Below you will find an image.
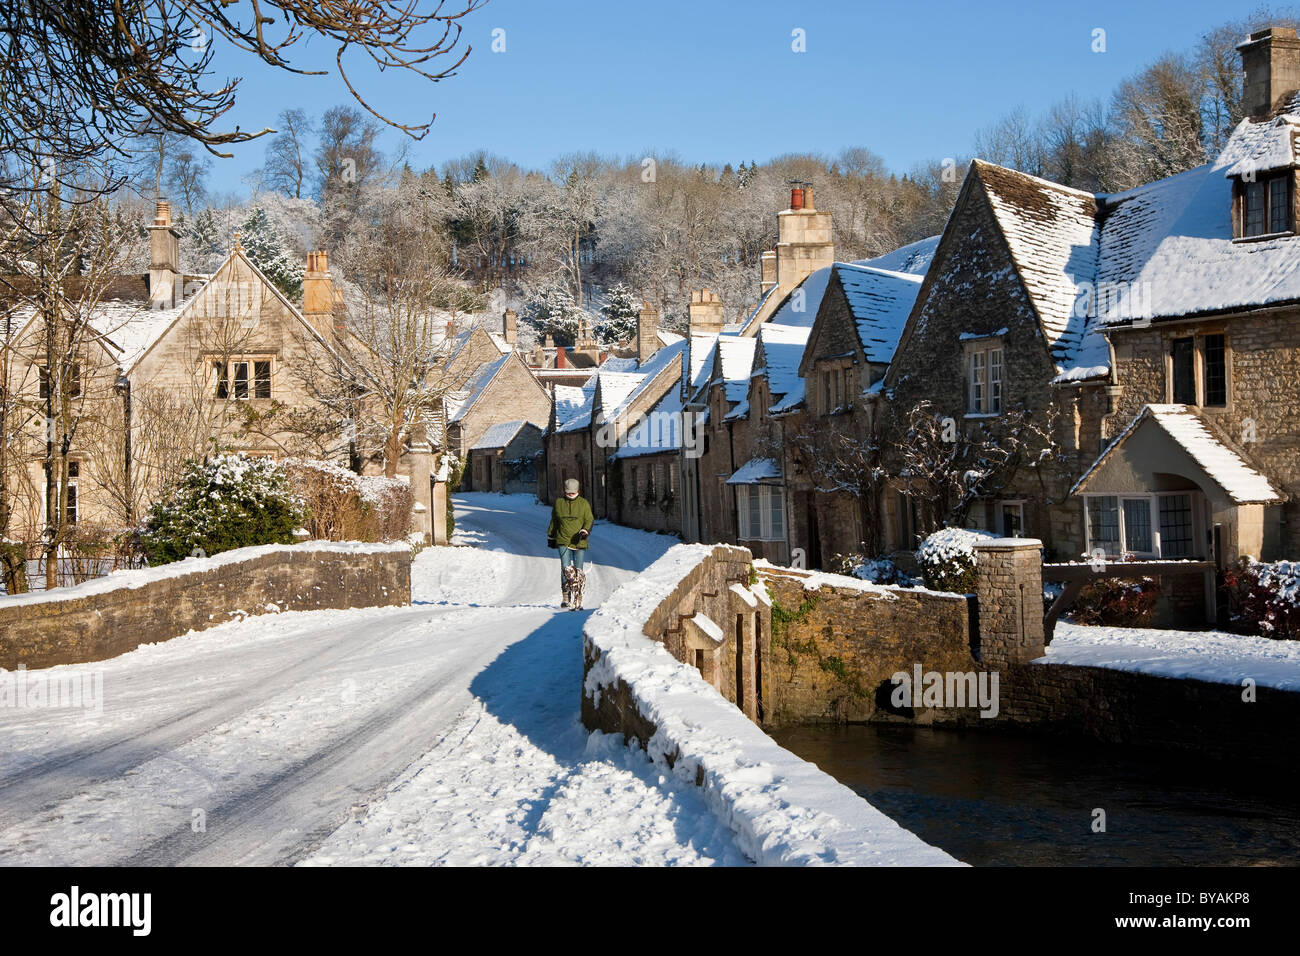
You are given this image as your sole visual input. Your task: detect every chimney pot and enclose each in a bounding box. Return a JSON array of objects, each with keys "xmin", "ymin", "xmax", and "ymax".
[{"xmin": 790, "ymin": 187, "xmax": 804, "ymax": 210}]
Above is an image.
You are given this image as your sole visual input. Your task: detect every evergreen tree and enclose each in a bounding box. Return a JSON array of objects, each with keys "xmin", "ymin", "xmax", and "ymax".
[
  {"xmin": 188, "ymin": 207, "xmax": 226, "ymax": 274},
  {"xmin": 239, "ymin": 206, "xmax": 303, "ymax": 301},
  {"xmin": 597, "ymin": 283, "xmax": 640, "ymax": 346}
]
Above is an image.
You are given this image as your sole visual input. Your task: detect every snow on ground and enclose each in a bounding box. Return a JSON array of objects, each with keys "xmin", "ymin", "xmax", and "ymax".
[
  {"xmin": 1047, "ymin": 622, "xmax": 1300, "ymax": 691},
  {"xmin": 0, "ymin": 493, "xmax": 749, "ymax": 866}
]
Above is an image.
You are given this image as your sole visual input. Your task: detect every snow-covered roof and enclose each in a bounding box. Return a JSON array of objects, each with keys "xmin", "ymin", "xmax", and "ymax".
[
  {"xmin": 555, "ymin": 379, "xmax": 597, "ymax": 433},
  {"xmin": 599, "ymin": 340, "xmax": 687, "ymax": 426},
  {"xmin": 1217, "ymin": 115, "xmax": 1299, "ymax": 178},
  {"xmin": 714, "ymin": 336, "xmax": 757, "ymax": 403},
  {"xmin": 726, "ymin": 457, "xmax": 781, "ymax": 485},
  {"xmin": 859, "ymin": 234, "xmax": 941, "ymax": 275},
  {"xmin": 754, "ymin": 323, "xmax": 810, "ymax": 413},
  {"xmin": 1072, "ymin": 404, "xmax": 1282, "ymax": 504},
  {"xmin": 593, "ymin": 371, "xmax": 643, "ymax": 425},
  {"xmin": 448, "ymin": 353, "xmax": 509, "ymax": 423},
  {"xmin": 471, "ymin": 419, "xmax": 532, "ymax": 450},
  {"xmin": 685, "ymin": 333, "xmax": 721, "ymax": 402},
  {"xmin": 612, "ymin": 384, "xmax": 685, "ymax": 459},
  {"xmin": 444, "ymin": 325, "xmax": 511, "ymax": 368},
  {"xmin": 974, "ymin": 160, "xmax": 1101, "ymax": 377},
  {"xmin": 835, "ymin": 263, "xmax": 925, "ymax": 364}
]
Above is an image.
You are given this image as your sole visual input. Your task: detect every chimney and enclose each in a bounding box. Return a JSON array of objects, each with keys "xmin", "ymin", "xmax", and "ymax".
[
  {"xmin": 637, "ymin": 299, "xmax": 659, "ymax": 366},
  {"xmin": 760, "ymin": 250, "xmax": 777, "ymax": 296},
  {"xmin": 1239, "ymin": 27, "xmax": 1300, "ymax": 119},
  {"xmin": 147, "ymin": 199, "xmax": 181, "ymax": 309},
  {"xmin": 301, "ymin": 251, "xmax": 339, "ymax": 338},
  {"xmin": 556, "ymin": 346, "xmax": 568, "ymax": 369},
  {"xmin": 688, "ymin": 288, "xmax": 725, "ymax": 335},
  {"xmin": 775, "ymin": 181, "xmax": 833, "ymax": 298},
  {"xmin": 503, "ymin": 308, "xmax": 518, "ymax": 347}
]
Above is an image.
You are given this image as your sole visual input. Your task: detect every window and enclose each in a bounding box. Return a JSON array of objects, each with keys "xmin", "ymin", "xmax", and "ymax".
[
  {"xmin": 999, "ymin": 501, "xmax": 1025, "ymax": 537},
  {"xmin": 968, "ymin": 344, "xmax": 1003, "ymax": 414},
  {"xmin": 736, "ymin": 485, "xmax": 785, "ymax": 541},
  {"xmin": 1167, "ymin": 334, "xmax": 1229, "ymax": 407},
  {"xmin": 38, "ymin": 365, "xmax": 80, "ymax": 400},
  {"xmin": 1171, "ymin": 338, "xmax": 1195, "ymax": 404},
  {"xmin": 1239, "ymin": 173, "xmax": 1292, "ymax": 237},
  {"xmin": 1086, "ymin": 492, "xmax": 1203, "ymax": 559},
  {"xmin": 1159, "ymin": 494, "xmax": 1194, "ymax": 558},
  {"xmin": 213, "ymin": 358, "xmax": 272, "ymax": 399},
  {"xmin": 1203, "ymin": 334, "xmax": 1226, "ymax": 406},
  {"xmin": 46, "ymin": 461, "xmax": 78, "ymax": 524}
]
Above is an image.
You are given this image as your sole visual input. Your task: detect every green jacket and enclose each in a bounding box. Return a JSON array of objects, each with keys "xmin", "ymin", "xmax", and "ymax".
[{"xmin": 548, "ymin": 494, "xmax": 594, "ymax": 549}]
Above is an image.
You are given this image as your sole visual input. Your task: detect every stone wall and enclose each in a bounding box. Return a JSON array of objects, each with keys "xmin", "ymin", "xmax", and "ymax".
[
  {"xmin": 762, "ymin": 568, "xmax": 970, "ymax": 724},
  {"xmin": 0, "ymin": 542, "xmax": 411, "ymax": 669},
  {"xmin": 977, "ymin": 662, "xmax": 1300, "ymax": 764}
]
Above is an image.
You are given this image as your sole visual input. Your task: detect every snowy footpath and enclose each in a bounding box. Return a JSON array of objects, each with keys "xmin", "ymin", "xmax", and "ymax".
[{"xmin": 0, "ymin": 494, "xmax": 746, "ymax": 866}]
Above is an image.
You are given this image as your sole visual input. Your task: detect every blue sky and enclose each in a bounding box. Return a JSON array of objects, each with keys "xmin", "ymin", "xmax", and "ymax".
[{"xmin": 203, "ymin": 0, "xmax": 1260, "ymax": 196}]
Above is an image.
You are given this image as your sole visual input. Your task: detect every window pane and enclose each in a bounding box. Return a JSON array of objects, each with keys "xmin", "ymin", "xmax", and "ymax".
[
  {"xmin": 971, "ymin": 352, "xmax": 985, "ymax": 411},
  {"xmin": 1171, "ymin": 338, "xmax": 1195, "ymax": 404},
  {"xmin": 1088, "ymin": 496, "xmax": 1120, "ymax": 554},
  {"xmin": 1203, "ymin": 334, "xmax": 1226, "ymax": 406},
  {"xmin": 1269, "ymin": 176, "xmax": 1289, "ymax": 234},
  {"xmin": 1159, "ymin": 494, "xmax": 1193, "ymax": 558},
  {"xmin": 1123, "ymin": 498, "xmax": 1152, "ymax": 553},
  {"xmin": 1001, "ymin": 502, "xmax": 1022, "ymax": 537},
  {"xmin": 989, "ymin": 349, "xmax": 1002, "ymax": 412},
  {"xmin": 233, "ymin": 362, "xmax": 249, "ymax": 399},
  {"xmin": 1245, "ymin": 181, "xmax": 1265, "ymax": 236},
  {"xmin": 254, "ymin": 360, "xmax": 271, "ymax": 399},
  {"xmin": 214, "ymin": 361, "xmax": 228, "ymax": 398},
  {"xmin": 768, "ymin": 486, "xmax": 784, "ymax": 540},
  {"xmin": 66, "ymin": 484, "xmax": 77, "ymax": 524},
  {"xmin": 748, "ymin": 486, "xmax": 762, "ymax": 537}
]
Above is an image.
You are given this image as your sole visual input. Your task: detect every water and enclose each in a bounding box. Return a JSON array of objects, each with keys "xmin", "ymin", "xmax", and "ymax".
[{"xmin": 770, "ymin": 723, "xmax": 1300, "ymax": 866}]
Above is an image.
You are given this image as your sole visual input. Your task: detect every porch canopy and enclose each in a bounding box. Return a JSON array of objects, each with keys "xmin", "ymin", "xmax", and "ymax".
[{"xmin": 1071, "ymin": 404, "xmax": 1282, "ymax": 560}]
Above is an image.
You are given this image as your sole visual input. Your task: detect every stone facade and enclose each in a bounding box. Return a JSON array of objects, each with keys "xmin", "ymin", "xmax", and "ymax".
[
  {"xmin": 1105, "ymin": 307, "xmax": 1300, "ymax": 560},
  {"xmin": 0, "ymin": 543, "xmax": 411, "ymax": 669}
]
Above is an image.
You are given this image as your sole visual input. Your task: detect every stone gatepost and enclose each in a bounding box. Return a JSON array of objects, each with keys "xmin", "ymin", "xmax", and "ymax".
[
  {"xmin": 404, "ymin": 424, "xmax": 434, "ymax": 544},
  {"xmin": 972, "ymin": 538, "xmax": 1045, "ymax": 667}
]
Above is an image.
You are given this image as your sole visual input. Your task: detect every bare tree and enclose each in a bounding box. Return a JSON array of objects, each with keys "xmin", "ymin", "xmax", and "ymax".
[
  {"xmin": 264, "ymin": 109, "xmax": 315, "ymax": 200},
  {"xmin": 0, "ymin": 1, "xmax": 487, "ymax": 197}
]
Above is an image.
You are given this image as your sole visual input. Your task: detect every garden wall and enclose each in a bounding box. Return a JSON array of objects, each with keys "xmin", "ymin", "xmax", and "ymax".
[{"xmin": 0, "ymin": 542, "xmax": 411, "ymax": 669}]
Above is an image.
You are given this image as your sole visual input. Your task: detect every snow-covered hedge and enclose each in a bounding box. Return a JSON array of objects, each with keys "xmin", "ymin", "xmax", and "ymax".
[
  {"xmin": 282, "ymin": 458, "xmax": 413, "ymax": 543},
  {"xmin": 914, "ymin": 527, "xmax": 998, "ymax": 594},
  {"xmin": 832, "ymin": 552, "xmax": 917, "ymax": 587},
  {"xmin": 142, "ymin": 454, "xmax": 307, "ymax": 565},
  {"xmin": 1226, "ymin": 560, "xmax": 1300, "ymax": 640}
]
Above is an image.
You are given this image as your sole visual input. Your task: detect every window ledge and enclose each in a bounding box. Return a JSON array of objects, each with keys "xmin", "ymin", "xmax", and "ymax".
[
  {"xmin": 964, "ymin": 412, "xmax": 1001, "ymax": 419},
  {"xmin": 1232, "ymin": 230, "xmax": 1294, "ymax": 244}
]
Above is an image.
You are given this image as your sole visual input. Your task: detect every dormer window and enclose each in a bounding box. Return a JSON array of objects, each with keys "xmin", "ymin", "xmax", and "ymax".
[
  {"xmin": 1237, "ymin": 172, "xmax": 1293, "ymax": 238},
  {"xmin": 966, "ymin": 340, "xmax": 1003, "ymax": 415}
]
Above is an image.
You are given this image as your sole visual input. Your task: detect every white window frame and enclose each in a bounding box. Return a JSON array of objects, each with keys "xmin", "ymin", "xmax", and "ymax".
[
  {"xmin": 736, "ymin": 484, "xmax": 785, "ymax": 541},
  {"xmin": 1082, "ymin": 492, "xmax": 1205, "ymax": 560},
  {"xmin": 966, "ymin": 341, "xmax": 1003, "ymax": 415}
]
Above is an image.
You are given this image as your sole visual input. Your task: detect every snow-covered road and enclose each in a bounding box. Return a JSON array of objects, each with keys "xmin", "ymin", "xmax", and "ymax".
[{"xmin": 0, "ymin": 494, "xmax": 748, "ymax": 866}]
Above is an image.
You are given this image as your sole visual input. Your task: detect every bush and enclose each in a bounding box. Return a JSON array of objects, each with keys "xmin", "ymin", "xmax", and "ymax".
[
  {"xmin": 915, "ymin": 527, "xmax": 997, "ymax": 593},
  {"xmin": 141, "ymin": 454, "xmax": 307, "ymax": 565},
  {"xmin": 282, "ymin": 458, "xmax": 413, "ymax": 542},
  {"xmin": 1069, "ymin": 577, "xmax": 1160, "ymax": 627},
  {"xmin": 831, "ymin": 552, "xmax": 917, "ymax": 586},
  {"xmin": 1225, "ymin": 560, "xmax": 1300, "ymax": 640}
]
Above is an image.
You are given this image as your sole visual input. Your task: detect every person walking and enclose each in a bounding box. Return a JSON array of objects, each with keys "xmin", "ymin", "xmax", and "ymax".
[{"xmin": 547, "ymin": 478, "xmax": 593, "ymax": 609}]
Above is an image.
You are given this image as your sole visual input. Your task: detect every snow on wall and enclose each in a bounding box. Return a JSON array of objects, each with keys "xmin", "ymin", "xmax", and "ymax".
[
  {"xmin": 0, "ymin": 540, "xmax": 410, "ymax": 609},
  {"xmin": 582, "ymin": 543, "xmax": 960, "ymax": 867}
]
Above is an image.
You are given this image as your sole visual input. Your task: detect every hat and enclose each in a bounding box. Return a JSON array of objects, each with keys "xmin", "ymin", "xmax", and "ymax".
[{"xmin": 564, "ymin": 478, "xmax": 580, "ymax": 495}]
